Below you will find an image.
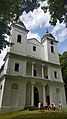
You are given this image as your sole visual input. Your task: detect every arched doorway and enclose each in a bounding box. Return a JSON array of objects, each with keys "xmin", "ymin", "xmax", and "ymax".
[
  {"xmin": 45, "ymin": 85, "xmax": 50, "ymax": 105},
  {"xmin": 34, "ymin": 87, "xmax": 39, "ymax": 107}
]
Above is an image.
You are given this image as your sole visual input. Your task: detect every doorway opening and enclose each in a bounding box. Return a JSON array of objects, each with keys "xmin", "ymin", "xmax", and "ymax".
[
  {"xmin": 46, "ymin": 95, "xmax": 50, "ymax": 105},
  {"xmin": 34, "ymin": 87, "xmax": 39, "ymax": 107},
  {"xmin": 45, "ymin": 85, "xmax": 50, "ymax": 105}
]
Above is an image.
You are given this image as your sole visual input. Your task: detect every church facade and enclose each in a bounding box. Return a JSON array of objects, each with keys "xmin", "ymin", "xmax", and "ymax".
[{"xmin": 0, "ymin": 21, "xmax": 66, "ymax": 113}]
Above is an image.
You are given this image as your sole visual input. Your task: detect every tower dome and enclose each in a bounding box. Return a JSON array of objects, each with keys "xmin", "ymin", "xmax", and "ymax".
[
  {"xmin": 41, "ymin": 31, "xmax": 58, "ymax": 43},
  {"xmin": 16, "ymin": 20, "xmax": 26, "ymax": 29},
  {"xmin": 11, "ymin": 20, "xmax": 29, "ymax": 33}
]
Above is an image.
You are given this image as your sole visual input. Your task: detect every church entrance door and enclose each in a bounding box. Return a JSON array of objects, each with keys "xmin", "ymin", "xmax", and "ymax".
[{"xmin": 34, "ymin": 87, "xmax": 39, "ymax": 107}]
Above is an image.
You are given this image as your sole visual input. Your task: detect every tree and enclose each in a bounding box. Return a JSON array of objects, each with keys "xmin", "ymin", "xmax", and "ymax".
[
  {"xmin": 0, "ymin": 0, "xmax": 39, "ymax": 53},
  {"xmin": 0, "ymin": 0, "xmax": 67, "ymax": 52},
  {"xmin": 59, "ymin": 52, "xmax": 67, "ymax": 101},
  {"xmin": 42, "ymin": 0, "xmax": 67, "ymax": 27}
]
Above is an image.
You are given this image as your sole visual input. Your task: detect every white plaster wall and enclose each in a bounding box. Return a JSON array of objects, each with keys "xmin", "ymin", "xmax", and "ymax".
[
  {"xmin": 50, "ymin": 67, "xmax": 63, "ymax": 82},
  {"xmin": 2, "ymin": 78, "xmax": 26, "ymax": 109},
  {"xmin": 43, "ymin": 40, "xmax": 48, "ymax": 61},
  {"xmin": 27, "ymin": 39, "xmax": 44, "ymax": 59},
  {"xmin": 8, "ymin": 26, "xmax": 27, "ymax": 56},
  {"xmin": 7, "ymin": 58, "xmax": 26, "ymax": 76},
  {"xmin": 26, "ymin": 83, "xmax": 31, "ymax": 106},
  {"xmin": 48, "ymin": 40, "xmax": 59, "ymax": 64},
  {"xmin": 7, "ymin": 25, "xmax": 60, "ymax": 65},
  {"xmin": 42, "ymin": 39, "xmax": 60, "ymax": 64},
  {"xmin": 0, "ymin": 79, "xmax": 5, "ymax": 107},
  {"xmin": 26, "ymin": 62, "xmax": 32, "ymax": 76},
  {"xmin": 49, "ymin": 84, "xmax": 66, "ymax": 108},
  {"xmin": 17, "ymin": 80, "xmax": 26, "ymax": 107}
]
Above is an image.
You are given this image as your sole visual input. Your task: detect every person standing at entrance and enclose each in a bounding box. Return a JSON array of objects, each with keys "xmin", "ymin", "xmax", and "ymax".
[
  {"xmin": 38, "ymin": 101, "xmax": 41, "ymax": 111},
  {"xmin": 59, "ymin": 102, "xmax": 62, "ymax": 110}
]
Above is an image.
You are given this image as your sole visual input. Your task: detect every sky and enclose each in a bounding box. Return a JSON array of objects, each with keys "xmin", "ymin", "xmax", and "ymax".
[{"xmin": 0, "ymin": 1, "xmax": 67, "ymax": 68}]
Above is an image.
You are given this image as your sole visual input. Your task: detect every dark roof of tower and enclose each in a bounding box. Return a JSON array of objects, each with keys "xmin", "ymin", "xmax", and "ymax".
[
  {"xmin": 16, "ymin": 20, "xmax": 26, "ymax": 29},
  {"xmin": 41, "ymin": 31, "xmax": 58, "ymax": 43},
  {"xmin": 45, "ymin": 32, "xmax": 55, "ymax": 39},
  {"xmin": 42, "ymin": 31, "xmax": 55, "ymax": 40},
  {"xmin": 12, "ymin": 20, "xmax": 29, "ymax": 33}
]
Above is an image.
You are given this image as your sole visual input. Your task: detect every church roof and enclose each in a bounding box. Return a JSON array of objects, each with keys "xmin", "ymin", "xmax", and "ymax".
[
  {"xmin": 16, "ymin": 20, "xmax": 26, "ymax": 29},
  {"xmin": 45, "ymin": 31, "xmax": 55, "ymax": 39},
  {"xmin": 12, "ymin": 20, "xmax": 29, "ymax": 33},
  {"xmin": 41, "ymin": 31, "xmax": 58, "ymax": 43},
  {"xmin": 28, "ymin": 38, "xmax": 42, "ymax": 45}
]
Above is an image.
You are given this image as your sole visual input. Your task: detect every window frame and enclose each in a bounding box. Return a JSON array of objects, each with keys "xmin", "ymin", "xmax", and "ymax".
[
  {"xmin": 34, "ymin": 69, "xmax": 37, "ymax": 76},
  {"xmin": 33, "ymin": 46, "xmax": 36, "ymax": 51},
  {"xmin": 54, "ymin": 71, "xmax": 57, "ymax": 78},
  {"xmin": 17, "ymin": 35, "xmax": 21, "ymax": 43},
  {"xmin": 0, "ymin": 85, "xmax": 2, "ymax": 90},
  {"xmin": 14, "ymin": 63, "xmax": 19, "ymax": 72},
  {"xmin": 51, "ymin": 45, "xmax": 54, "ymax": 53}
]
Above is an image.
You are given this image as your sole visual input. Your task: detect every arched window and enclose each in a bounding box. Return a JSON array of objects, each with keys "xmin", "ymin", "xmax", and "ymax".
[
  {"xmin": 51, "ymin": 46, "xmax": 54, "ymax": 53},
  {"xmin": 56, "ymin": 88, "xmax": 60, "ymax": 93},
  {"xmin": 17, "ymin": 35, "xmax": 21, "ymax": 43},
  {"xmin": 11, "ymin": 83, "xmax": 18, "ymax": 90}
]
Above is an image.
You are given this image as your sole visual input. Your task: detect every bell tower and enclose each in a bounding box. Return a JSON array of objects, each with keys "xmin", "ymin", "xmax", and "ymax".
[
  {"xmin": 41, "ymin": 31, "xmax": 60, "ymax": 64},
  {"xmin": 8, "ymin": 20, "xmax": 29, "ymax": 56}
]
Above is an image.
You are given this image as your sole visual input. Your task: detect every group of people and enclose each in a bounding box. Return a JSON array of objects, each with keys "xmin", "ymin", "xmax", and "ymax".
[
  {"xmin": 48, "ymin": 103, "xmax": 56, "ymax": 110},
  {"xmin": 38, "ymin": 101, "xmax": 62, "ymax": 111}
]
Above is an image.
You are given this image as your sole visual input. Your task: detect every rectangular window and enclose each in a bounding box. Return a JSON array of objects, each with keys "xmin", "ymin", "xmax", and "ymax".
[
  {"xmin": 33, "ymin": 46, "xmax": 36, "ymax": 51},
  {"xmin": 17, "ymin": 35, "xmax": 21, "ymax": 43},
  {"xmin": 34, "ymin": 69, "xmax": 36, "ymax": 76},
  {"xmin": 54, "ymin": 71, "xmax": 57, "ymax": 78},
  {"xmin": 0, "ymin": 85, "xmax": 2, "ymax": 90},
  {"xmin": 51, "ymin": 46, "xmax": 54, "ymax": 53},
  {"xmin": 15, "ymin": 63, "xmax": 19, "ymax": 72}
]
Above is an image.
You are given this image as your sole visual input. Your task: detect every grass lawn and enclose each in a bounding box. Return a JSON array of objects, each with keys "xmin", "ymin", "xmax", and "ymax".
[{"xmin": 0, "ymin": 110, "xmax": 67, "ymax": 119}]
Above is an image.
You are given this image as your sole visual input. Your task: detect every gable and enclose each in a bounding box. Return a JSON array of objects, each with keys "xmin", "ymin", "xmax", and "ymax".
[{"xmin": 28, "ymin": 38, "xmax": 42, "ymax": 47}]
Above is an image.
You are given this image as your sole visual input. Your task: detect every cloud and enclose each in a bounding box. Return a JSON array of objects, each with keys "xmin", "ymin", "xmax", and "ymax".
[
  {"xmin": 40, "ymin": 0, "xmax": 48, "ymax": 7},
  {"xmin": 21, "ymin": 6, "xmax": 50, "ymax": 30},
  {"xmin": 20, "ymin": 2, "xmax": 50, "ymax": 40},
  {"xmin": 27, "ymin": 32, "xmax": 41, "ymax": 41},
  {"xmin": 52, "ymin": 22, "xmax": 67, "ymax": 42},
  {"xmin": 21, "ymin": 2, "xmax": 67, "ymax": 44},
  {"xmin": 0, "ymin": 1, "xmax": 67, "ymax": 67}
]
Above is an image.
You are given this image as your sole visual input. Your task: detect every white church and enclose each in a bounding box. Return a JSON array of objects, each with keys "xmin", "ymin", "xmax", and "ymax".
[{"xmin": 0, "ymin": 21, "xmax": 66, "ymax": 113}]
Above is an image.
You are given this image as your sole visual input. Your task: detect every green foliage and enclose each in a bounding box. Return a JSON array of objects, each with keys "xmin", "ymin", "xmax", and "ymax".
[
  {"xmin": 59, "ymin": 52, "xmax": 67, "ymax": 83},
  {"xmin": 0, "ymin": 0, "xmax": 40, "ymax": 53},
  {"xmin": 59, "ymin": 51, "xmax": 67, "ymax": 101},
  {"xmin": 42, "ymin": 0, "xmax": 67, "ymax": 27}
]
